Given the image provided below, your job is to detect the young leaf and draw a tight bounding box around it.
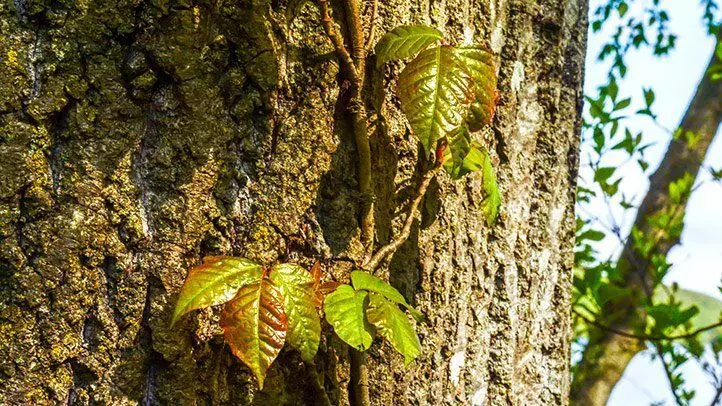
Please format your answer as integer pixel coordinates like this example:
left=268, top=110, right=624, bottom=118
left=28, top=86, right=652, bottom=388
left=366, top=293, right=421, bottom=365
left=171, top=257, right=263, bottom=326
left=458, top=143, right=501, bottom=225
left=324, top=285, right=375, bottom=351
left=269, top=264, right=321, bottom=363
left=481, top=149, right=502, bottom=225
left=350, top=270, right=424, bottom=322
left=453, top=47, right=498, bottom=131
left=220, top=278, right=287, bottom=389
left=442, top=126, right=472, bottom=179
left=374, top=25, right=443, bottom=68
left=398, top=46, right=476, bottom=155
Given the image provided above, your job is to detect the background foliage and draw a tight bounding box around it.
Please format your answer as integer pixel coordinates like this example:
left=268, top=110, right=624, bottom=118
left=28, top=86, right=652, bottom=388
left=573, top=0, right=722, bottom=403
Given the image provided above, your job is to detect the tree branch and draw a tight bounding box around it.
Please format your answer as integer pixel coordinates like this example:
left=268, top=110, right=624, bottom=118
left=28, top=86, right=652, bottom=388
left=654, top=343, right=685, bottom=406
left=364, top=164, right=442, bottom=271
left=574, top=309, right=722, bottom=341
left=317, top=0, right=358, bottom=81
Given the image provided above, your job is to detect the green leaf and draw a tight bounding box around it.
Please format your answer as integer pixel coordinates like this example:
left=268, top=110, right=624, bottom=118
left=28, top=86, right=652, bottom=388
left=480, top=146, right=502, bottom=226
left=655, top=287, right=722, bottom=343
left=350, top=270, right=424, bottom=322
left=366, top=293, right=421, bottom=365
left=269, top=264, right=321, bottom=363
left=613, top=97, right=631, bottom=111
left=374, top=25, right=443, bottom=68
left=577, top=229, right=605, bottom=242
left=644, top=88, right=655, bottom=107
left=324, top=285, right=375, bottom=351
left=617, top=2, right=628, bottom=17
left=594, top=167, right=616, bottom=184
left=220, top=278, right=287, bottom=389
left=171, top=257, right=263, bottom=326
left=398, top=46, right=476, bottom=155
left=442, top=126, right=472, bottom=179
left=453, top=47, right=498, bottom=131
left=647, top=303, right=699, bottom=331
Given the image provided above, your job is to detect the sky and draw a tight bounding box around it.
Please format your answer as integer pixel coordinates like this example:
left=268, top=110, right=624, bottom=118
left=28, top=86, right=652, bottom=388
left=581, top=0, right=722, bottom=404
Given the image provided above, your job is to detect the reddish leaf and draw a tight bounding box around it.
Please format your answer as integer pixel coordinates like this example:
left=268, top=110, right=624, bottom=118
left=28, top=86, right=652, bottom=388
left=310, top=261, right=322, bottom=286
left=308, top=262, right=341, bottom=308
left=220, top=278, right=287, bottom=389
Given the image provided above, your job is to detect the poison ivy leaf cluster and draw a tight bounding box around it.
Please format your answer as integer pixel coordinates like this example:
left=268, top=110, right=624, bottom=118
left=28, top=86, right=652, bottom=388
left=375, top=25, right=501, bottom=225
left=324, top=271, right=422, bottom=365
left=172, top=259, right=425, bottom=387
left=171, top=257, right=322, bottom=388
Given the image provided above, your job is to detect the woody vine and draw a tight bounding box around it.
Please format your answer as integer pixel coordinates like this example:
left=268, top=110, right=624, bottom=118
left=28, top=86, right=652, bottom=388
left=170, top=1, right=500, bottom=404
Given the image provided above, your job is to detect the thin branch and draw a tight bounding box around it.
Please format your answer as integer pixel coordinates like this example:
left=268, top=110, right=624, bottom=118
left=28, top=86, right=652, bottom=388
left=654, top=343, right=685, bottom=406
left=365, top=0, right=379, bottom=53
left=574, top=309, right=722, bottom=341
left=710, top=384, right=722, bottom=406
left=364, top=164, right=442, bottom=271
left=317, top=0, right=358, bottom=80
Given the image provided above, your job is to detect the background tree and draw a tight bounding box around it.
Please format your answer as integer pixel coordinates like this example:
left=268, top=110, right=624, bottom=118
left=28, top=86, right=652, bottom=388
left=0, top=0, right=587, bottom=404
left=571, top=0, right=722, bottom=404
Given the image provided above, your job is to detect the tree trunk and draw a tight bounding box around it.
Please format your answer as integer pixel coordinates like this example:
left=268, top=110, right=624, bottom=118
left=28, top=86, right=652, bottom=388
left=570, top=32, right=722, bottom=405
left=0, top=0, right=587, bottom=404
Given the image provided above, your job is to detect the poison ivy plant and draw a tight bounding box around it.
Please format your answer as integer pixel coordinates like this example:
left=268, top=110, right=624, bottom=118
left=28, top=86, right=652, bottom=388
left=324, top=285, right=375, bottom=350
left=324, top=270, right=422, bottom=364
left=171, top=22, right=503, bottom=397
left=376, top=24, right=501, bottom=225
left=172, top=257, right=323, bottom=388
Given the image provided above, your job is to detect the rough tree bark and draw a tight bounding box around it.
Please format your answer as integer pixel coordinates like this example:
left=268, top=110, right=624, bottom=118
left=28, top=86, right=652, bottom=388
left=0, top=0, right=587, bottom=404
left=570, top=32, right=722, bottom=405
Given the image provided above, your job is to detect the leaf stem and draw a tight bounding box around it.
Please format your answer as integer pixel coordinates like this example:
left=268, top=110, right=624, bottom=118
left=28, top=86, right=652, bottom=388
left=364, top=164, right=442, bottom=271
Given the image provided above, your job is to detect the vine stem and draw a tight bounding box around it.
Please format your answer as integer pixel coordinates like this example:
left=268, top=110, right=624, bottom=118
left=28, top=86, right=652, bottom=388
left=365, top=0, right=379, bottom=54
left=342, top=0, right=375, bottom=265
left=317, top=0, right=358, bottom=81
left=341, top=1, right=374, bottom=403
left=364, top=164, right=442, bottom=271
left=316, top=1, right=372, bottom=404
left=350, top=350, right=371, bottom=406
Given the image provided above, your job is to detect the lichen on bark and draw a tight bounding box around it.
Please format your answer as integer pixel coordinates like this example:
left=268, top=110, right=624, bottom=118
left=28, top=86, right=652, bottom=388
left=1, top=0, right=587, bottom=404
